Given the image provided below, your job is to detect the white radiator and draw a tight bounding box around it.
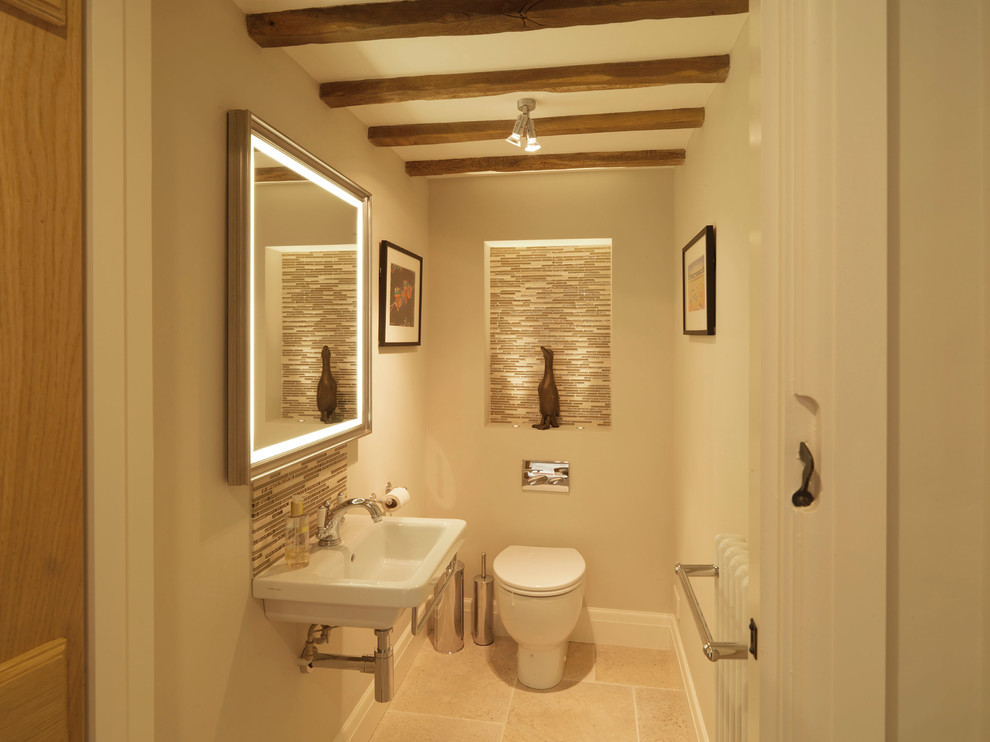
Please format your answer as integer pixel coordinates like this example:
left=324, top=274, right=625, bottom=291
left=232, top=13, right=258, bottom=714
left=714, top=534, right=749, bottom=742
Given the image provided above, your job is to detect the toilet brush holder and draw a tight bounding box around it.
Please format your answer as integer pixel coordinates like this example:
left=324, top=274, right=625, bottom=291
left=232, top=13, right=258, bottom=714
left=431, top=558, right=464, bottom=654
left=473, top=552, right=494, bottom=646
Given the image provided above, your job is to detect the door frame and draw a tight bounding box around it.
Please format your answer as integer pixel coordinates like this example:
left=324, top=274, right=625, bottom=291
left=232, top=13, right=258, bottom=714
left=85, top=0, right=155, bottom=739
left=84, top=0, right=889, bottom=737
left=759, top=1, right=888, bottom=740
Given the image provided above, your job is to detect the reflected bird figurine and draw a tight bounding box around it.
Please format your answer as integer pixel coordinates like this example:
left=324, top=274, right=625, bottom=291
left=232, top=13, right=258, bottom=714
left=317, top=345, right=338, bottom=423
left=533, top=346, right=560, bottom=430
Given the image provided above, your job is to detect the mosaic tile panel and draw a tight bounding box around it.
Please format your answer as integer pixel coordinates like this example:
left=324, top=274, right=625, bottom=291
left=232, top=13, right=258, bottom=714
left=281, top=251, right=358, bottom=422
left=488, top=243, right=612, bottom=428
left=250, top=446, right=348, bottom=576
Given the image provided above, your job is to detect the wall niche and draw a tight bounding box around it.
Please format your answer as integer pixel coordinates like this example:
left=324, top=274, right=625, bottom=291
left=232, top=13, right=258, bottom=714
left=486, top=240, right=612, bottom=429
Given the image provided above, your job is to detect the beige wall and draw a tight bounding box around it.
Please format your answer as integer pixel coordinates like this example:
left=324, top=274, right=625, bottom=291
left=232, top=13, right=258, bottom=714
left=888, top=1, right=988, bottom=739
left=425, top=169, right=676, bottom=612
left=151, top=0, right=429, bottom=738
left=670, top=21, right=758, bottom=732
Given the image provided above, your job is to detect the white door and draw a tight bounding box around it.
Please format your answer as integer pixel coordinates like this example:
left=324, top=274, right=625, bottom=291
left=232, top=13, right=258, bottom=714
left=758, top=1, right=888, bottom=740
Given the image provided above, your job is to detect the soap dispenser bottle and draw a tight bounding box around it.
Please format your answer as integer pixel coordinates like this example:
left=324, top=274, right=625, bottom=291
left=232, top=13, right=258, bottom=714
left=285, top=495, right=310, bottom=568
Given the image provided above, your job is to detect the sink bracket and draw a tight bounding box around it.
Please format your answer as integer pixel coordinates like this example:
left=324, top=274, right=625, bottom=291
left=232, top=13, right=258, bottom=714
left=411, top=554, right=459, bottom=636
left=299, top=625, right=395, bottom=702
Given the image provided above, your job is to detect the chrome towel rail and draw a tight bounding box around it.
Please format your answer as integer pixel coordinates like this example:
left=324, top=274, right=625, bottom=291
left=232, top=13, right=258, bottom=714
left=674, top=563, right=752, bottom=662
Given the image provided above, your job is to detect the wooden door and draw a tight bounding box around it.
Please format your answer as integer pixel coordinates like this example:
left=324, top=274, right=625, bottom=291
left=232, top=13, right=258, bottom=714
left=0, top=1, right=84, bottom=740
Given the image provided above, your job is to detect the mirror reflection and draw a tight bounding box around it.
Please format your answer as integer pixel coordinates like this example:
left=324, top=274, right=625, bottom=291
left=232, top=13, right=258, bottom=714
left=227, top=111, right=371, bottom=484
left=253, top=148, right=359, bottom=448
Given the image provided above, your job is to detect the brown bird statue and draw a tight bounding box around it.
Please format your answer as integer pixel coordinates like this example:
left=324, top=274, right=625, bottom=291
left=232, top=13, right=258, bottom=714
left=317, top=345, right=338, bottom=423
left=533, top=345, right=560, bottom=430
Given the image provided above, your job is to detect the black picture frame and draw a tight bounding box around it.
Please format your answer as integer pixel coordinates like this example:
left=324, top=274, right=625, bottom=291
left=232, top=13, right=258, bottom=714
left=681, top=225, right=716, bottom=335
left=378, top=240, right=423, bottom=346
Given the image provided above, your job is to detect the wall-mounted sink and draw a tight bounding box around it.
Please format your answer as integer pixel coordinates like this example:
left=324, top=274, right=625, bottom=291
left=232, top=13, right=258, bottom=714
left=253, top=516, right=466, bottom=629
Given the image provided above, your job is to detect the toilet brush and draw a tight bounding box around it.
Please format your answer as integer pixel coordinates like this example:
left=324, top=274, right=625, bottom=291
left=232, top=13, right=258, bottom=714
left=472, top=553, right=494, bottom=646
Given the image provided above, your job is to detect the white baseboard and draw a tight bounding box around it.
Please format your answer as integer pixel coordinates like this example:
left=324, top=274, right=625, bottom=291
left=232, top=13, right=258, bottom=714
left=670, top=614, right=709, bottom=742
left=571, top=606, right=673, bottom=649
left=462, top=597, right=672, bottom=649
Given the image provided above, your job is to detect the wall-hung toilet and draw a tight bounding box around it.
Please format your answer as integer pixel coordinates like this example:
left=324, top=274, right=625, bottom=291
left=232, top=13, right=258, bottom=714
left=492, top=545, right=586, bottom=689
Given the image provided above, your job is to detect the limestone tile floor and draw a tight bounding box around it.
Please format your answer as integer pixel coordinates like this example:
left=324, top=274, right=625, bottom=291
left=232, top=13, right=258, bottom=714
left=369, top=636, right=696, bottom=742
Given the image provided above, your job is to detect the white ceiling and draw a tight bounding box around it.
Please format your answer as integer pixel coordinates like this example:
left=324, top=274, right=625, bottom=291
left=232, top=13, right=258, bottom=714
left=230, top=0, right=748, bottom=170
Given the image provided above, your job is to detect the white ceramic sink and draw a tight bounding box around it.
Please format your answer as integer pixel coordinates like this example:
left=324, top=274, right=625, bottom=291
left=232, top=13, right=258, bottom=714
left=253, top=516, right=466, bottom=629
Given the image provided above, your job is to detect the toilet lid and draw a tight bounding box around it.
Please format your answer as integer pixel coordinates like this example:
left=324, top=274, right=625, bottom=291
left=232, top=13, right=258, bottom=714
left=493, top=546, right=586, bottom=595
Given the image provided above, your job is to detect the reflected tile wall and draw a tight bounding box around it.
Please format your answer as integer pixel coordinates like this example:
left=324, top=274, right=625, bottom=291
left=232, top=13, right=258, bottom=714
left=488, top=244, right=612, bottom=428
left=281, top=251, right=357, bottom=421
left=249, top=446, right=347, bottom=576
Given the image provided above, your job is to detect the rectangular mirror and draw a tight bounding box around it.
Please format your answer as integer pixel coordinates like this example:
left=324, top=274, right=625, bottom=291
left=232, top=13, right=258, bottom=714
left=227, top=110, right=372, bottom=485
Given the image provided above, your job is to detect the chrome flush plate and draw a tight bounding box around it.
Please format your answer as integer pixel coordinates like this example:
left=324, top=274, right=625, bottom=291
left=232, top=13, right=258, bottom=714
left=522, top=460, right=570, bottom=493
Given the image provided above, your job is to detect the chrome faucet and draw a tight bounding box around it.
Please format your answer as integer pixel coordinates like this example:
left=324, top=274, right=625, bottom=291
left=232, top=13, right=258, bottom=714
left=316, top=495, right=386, bottom=547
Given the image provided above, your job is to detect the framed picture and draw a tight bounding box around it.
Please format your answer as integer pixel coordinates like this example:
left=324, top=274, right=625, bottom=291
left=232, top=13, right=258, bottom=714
left=681, top=225, right=716, bottom=335
left=379, top=240, right=423, bottom=346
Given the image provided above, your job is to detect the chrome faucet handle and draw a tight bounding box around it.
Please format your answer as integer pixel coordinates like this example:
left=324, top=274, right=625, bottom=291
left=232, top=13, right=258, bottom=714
left=361, top=492, right=384, bottom=509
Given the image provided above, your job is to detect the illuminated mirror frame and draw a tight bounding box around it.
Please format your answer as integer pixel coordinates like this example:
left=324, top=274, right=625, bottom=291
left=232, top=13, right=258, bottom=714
left=227, top=110, right=372, bottom=485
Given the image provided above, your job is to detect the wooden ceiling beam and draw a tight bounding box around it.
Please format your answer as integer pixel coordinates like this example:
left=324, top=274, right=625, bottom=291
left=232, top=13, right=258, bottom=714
left=368, top=107, right=705, bottom=147
left=405, top=149, right=686, bottom=176
left=320, top=56, right=729, bottom=108
left=246, top=0, right=750, bottom=48
left=254, top=166, right=305, bottom=182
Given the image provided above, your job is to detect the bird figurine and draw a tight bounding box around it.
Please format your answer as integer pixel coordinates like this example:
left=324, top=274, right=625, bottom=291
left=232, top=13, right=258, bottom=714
left=317, top=345, right=338, bottom=423
left=533, top=345, right=560, bottom=430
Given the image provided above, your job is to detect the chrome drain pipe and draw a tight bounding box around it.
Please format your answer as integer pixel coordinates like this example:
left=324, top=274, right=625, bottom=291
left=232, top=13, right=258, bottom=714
left=299, top=625, right=395, bottom=702
left=373, top=629, right=394, bottom=702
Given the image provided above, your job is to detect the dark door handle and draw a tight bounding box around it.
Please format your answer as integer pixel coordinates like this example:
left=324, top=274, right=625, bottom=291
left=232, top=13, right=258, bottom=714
left=792, top=441, right=815, bottom=507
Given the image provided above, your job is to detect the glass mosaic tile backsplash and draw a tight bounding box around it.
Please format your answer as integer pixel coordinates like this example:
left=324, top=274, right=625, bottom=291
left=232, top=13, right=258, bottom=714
left=250, top=446, right=347, bottom=576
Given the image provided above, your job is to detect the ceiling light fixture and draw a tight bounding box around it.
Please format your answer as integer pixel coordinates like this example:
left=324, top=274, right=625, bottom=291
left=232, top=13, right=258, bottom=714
left=506, top=98, right=541, bottom=152
left=506, top=113, right=526, bottom=146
